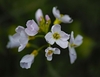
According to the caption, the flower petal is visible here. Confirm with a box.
[56,40,68,48]
[45,47,53,53]
[52,7,60,18]
[74,35,83,47]
[7,34,20,48]
[61,15,73,23]
[20,54,34,69]
[26,20,39,30]
[68,45,77,64]
[51,24,61,33]
[18,44,26,52]
[70,31,75,44]
[47,56,52,61]
[45,32,55,45]
[25,20,39,36]
[35,9,43,24]
[19,31,28,45]
[18,31,28,52]
[15,26,25,33]
[53,48,60,54]
[60,31,70,41]
[25,28,38,36]
[52,7,73,23]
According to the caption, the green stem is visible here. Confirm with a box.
[35,35,44,38]
[37,44,49,52]
[28,43,38,48]
[29,35,44,40]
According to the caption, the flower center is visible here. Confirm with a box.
[47,50,53,56]
[70,43,77,47]
[53,32,60,40]
[60,14,64,17]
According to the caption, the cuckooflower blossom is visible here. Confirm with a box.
[45,47,60,61]
[15,26,29,52]
[20,54,35,69]
[45,24,70,48]
[7,26,29,52]
[7,34,20,48]
[68,31,83,64]
[52,7,73,23]
[25,20,39,36]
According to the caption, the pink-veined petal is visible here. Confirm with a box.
[25,20,39,36]
[25,28,38,36]
[26,20,39,30]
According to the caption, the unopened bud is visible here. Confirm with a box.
[45,15,50,21]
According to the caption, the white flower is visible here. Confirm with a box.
[68,31,83,64]
[25,20,39,36]
[20,54,35,69]
[52,7,73,23]
[45,24,70,48]
[15,26,29,52]
[35,9,43,24]
[7,34,20,48]
[7,26,25,48]
[45,47,60,61]
[7,26,29,52]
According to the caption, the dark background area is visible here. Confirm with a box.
[0,0,100,77]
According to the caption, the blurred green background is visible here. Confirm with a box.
[0,0,100,77]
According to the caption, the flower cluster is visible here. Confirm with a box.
[7,7,83,69]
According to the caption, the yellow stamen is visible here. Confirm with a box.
[47,50,53,56]
[71,43,77,47]
[53,32,60,40]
